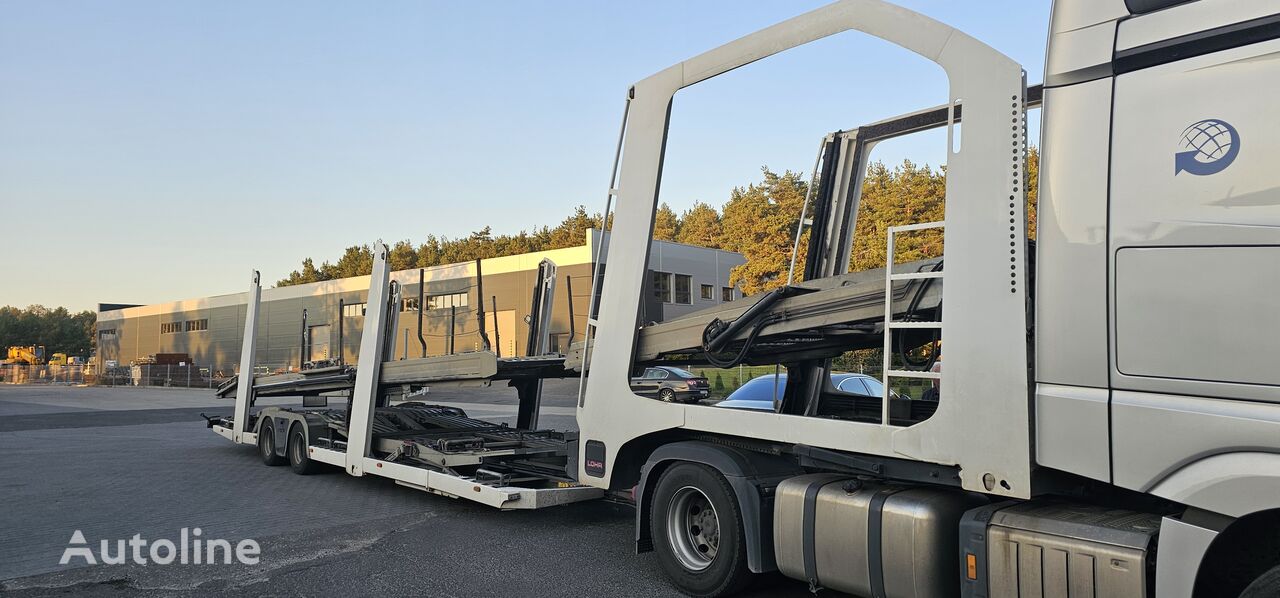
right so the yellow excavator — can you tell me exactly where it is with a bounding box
[6,346,46,365]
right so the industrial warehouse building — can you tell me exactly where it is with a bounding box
[95,230,745,374]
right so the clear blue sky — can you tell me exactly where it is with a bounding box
[0,1,1049,312]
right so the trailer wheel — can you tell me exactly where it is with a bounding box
[651,462,751,597]
[287,425,321,475]
[258,423,285,466]
[1242,564,1280,598]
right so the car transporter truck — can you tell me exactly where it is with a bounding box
[205,0,1280,596]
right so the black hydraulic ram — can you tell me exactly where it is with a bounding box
[491,296,501,358]
[701,286,815,367]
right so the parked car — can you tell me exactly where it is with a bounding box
[630,366,710,403]
[716,373,900,411]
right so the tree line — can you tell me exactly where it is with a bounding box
[3,153,1036,359]
[278,151,1038,295]
[0,305,96,358]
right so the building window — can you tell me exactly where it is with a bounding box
[185,319,208,332]
[343,302,367,317]
[99,329,116,337]
[700,284,714,300]
[402,298,420,312]
[722,287,735,302]
[651,271,672,303]
[674,274,692,305]
[427,292,468,310]
[160,322,182,334]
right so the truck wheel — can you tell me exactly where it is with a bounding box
[288,425,321,475]
[258,423,285,466]
[659,388,677,402]
[651,462,751,597]
[1241,564,1280,598]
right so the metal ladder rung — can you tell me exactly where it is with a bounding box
[890,271,944,281]
[885,369,942,380]
[887,220,946,233]
[887,321,942,329]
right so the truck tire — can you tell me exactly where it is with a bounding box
[651,462,752,597]
[258,423,285,466]
[287,425,321,475]
[1241,564,1280,598]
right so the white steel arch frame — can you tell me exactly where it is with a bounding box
[577,0,1032,498]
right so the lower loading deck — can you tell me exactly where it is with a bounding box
[211,401,604,509]
[321,403,575,477]
[209,349,604,509]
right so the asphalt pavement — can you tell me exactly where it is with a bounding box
[0,383,815,597]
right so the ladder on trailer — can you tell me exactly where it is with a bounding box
[881,221,945,422]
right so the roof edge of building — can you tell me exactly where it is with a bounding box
[96,229,743,323]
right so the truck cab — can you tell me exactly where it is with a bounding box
[572,1,1280,596]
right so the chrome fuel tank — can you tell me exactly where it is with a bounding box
[774,473,986,597]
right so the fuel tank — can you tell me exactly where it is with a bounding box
[774,473,986,597]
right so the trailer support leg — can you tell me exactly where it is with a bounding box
[232,270,261,444]
[344,242,393,476]
[514,377,543,430]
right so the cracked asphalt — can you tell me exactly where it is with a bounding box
[0,384,813,597]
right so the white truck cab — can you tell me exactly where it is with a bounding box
[573,1,1280,596]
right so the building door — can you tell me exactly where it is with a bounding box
[483,310,516,358]
[308,325,331,361]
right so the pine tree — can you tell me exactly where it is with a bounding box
[389,240,418,271]
[653,203,679,241]
[675,202,722,248]
[718,168,810,295]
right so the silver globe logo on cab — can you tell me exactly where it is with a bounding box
[1175,119,1239,176]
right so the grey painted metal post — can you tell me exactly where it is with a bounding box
[232,270,261,444]
[382,282,401,365]
[532,259,556,356]
[344,243,391,476]
[516,259,557,430]
[300,308,308,370]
